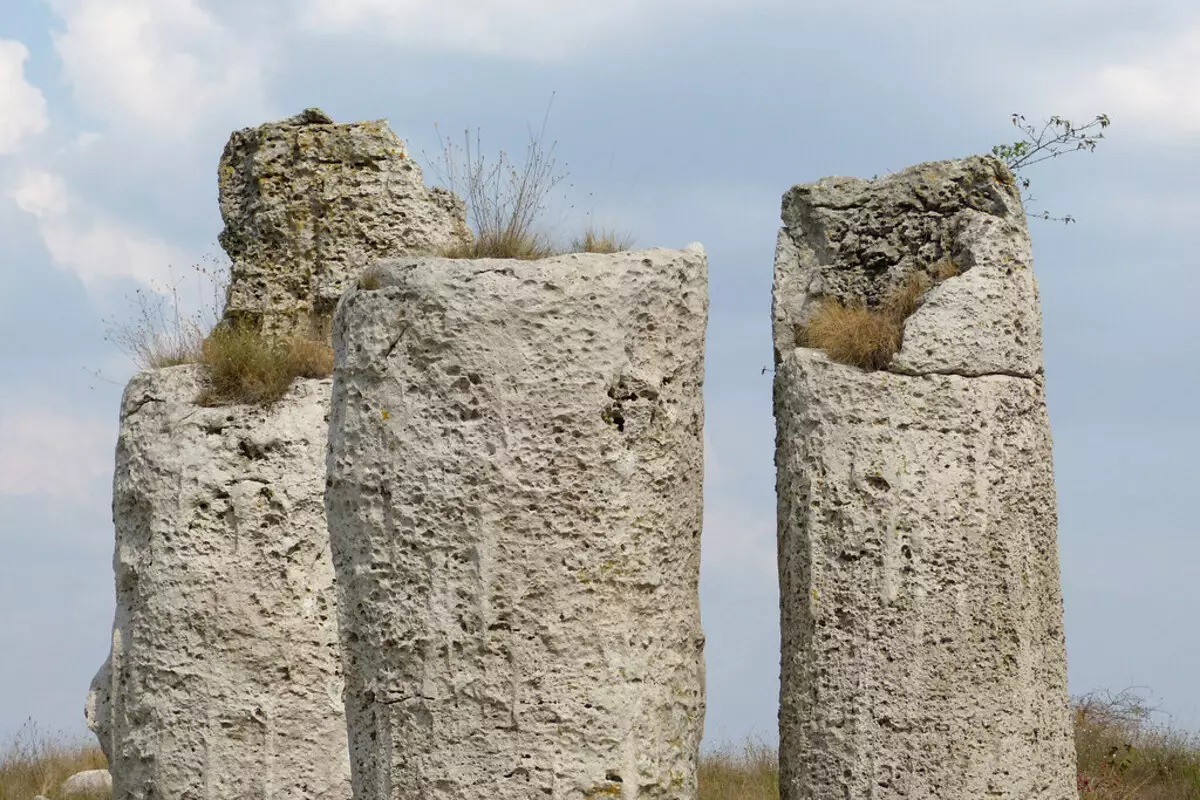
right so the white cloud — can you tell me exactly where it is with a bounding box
[9,169,185,287]
[1042,14,1200,138]
[12,170,69,218]
[299,0,758,59]
[0,408,113,499]
[0,39,49,154]
[46,0,268,136]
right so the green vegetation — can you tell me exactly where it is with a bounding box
[992,112,1111,224]
[1074,689,1200,799]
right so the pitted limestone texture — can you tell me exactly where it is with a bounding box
[218,108,472,339]
[773,155,1042,377]
[87,366,350,800]
[773,156,1075,799]
[326,247,708,800]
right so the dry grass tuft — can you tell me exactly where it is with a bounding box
[570,226,635,254]
[0,721,106,800]
[427,97,567,262]
[196,323,334,407]
[699,738,778,800]
[931,258,961,282]
[797,263,960,371]
[103,254,228,370]
[882,272,931,322]
[796,300,903,371]
[438,229,558,261]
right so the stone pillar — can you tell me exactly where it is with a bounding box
[325,249,708,800]
[772,156,1076,799]
[87,368,350,800]
[218,108,472,339]
[89,109,472,799]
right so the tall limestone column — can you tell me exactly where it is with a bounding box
[87,109,469,800]
[325,249,708,800]
[772,156,1076,799]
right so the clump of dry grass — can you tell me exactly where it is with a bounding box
[426,98,638,261]
[931,258,961,282]
[196,322,333,407]
[438,229,558,260]
[797,300,903,371]
[0,721,106,800]
[797,266,956,370]
[427,97,567,262]
[103,254,228,370]
[699,738,778,800]
[570,226,635,254]
[1074,689,1200,799]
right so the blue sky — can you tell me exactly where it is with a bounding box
[1,0,1197,747]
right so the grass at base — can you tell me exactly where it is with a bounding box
[5,692,1198,799]
[699,738,778,800]
[0,721,105,800]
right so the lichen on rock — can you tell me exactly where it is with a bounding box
[218,108,472,340]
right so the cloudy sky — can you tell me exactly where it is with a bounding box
[1,0,1197,747]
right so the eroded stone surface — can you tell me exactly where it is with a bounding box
[773,157,1075,799]
[87,366,349,800]
[218,108,472,339]
[772,155,1042,376]
[326,247,708,800]
[61,769,112,799]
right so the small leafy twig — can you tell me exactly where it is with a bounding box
[992,112,1110,224]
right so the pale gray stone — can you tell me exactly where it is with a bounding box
[218,110,472,340]
[60,769,111,798]
[326,248,708,800]
[890,209,1043,377]
[773,156,1075,799]
[772,155,1037,373]
[87,366,350,800]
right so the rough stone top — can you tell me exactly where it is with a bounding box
[285,107,335,125]
[221,110,413,165]
[782,155,1023,226]
[773,154,1045,378]
[217,109,472,339]
[358,243,707,290]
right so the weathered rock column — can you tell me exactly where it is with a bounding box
[87,368,349,800]
[218,107,472,339]
[772,156,1076,799]
[326,249,708,800]
[88,109,470,800]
